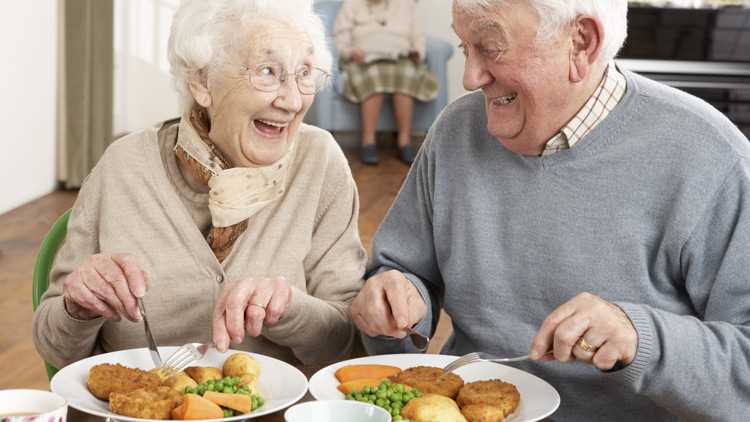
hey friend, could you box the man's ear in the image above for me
[188,70,212,108]
[568,15,603,83]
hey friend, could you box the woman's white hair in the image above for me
[167,0,332,112]
[453,0,628,63]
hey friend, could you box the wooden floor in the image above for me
[0,145,451,390]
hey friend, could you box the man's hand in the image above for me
[349,270,427,338]
[212,276,292,352]
[529,292,638,370]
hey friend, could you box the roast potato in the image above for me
[223,353,260,380]
[184,366,222,384]
[164,372,199,393]
[401,393,468,422]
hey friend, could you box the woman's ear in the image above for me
[568,15,603,83]
[188,70,212,108]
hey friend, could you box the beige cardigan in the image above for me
[334,0,426,61]
[32,119,367,369]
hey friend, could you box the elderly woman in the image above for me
[33,0,366,370]
[334,0,439,165]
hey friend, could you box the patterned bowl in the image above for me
[0,389,67,422]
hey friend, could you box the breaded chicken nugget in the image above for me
[460,404,509,422]
[391,366,464,399]
[457,379,520,420]
[86,363,162,401]
[109,386,183,420]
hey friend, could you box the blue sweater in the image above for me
[364,70,750,421]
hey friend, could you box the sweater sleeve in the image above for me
[32,169,106,369]
[261,151,367,366]
[333,0,356,61]
[360,136,445,355]
[408,1,426,60]
[610,158,750,421]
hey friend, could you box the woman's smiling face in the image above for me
[198,20,316,167]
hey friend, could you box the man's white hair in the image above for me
[168,0,332,112]
[453,0,628,63]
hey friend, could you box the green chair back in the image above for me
[32,209,71,380]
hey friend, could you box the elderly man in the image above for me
[350,0,750,420]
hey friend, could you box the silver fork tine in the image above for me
[443,352,481,373]
[160,343,203,378]
[445,353,474,372]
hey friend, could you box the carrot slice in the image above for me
[334,364,401,383]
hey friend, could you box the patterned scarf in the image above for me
[174,106,296,262]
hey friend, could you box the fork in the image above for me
[405,327,430,351]
[443,351,553,373]
[159,342,211,378]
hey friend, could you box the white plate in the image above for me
[50,346,307,421]
[309,354,560,422]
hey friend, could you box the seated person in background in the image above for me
[350,0,750,420]
[33,0,366,370]
[334,0,439,165]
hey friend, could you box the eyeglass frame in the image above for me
[240,62,330,95]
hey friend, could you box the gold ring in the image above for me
[576,338,596,353]
[249,303,266,309]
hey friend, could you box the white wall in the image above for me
[113,0,467,136]
[0,2,58,215]
[113,0,180,135]
[416,0,466,103]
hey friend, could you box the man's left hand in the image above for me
[529,292,637,371]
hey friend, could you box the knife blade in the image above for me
[137,297,163,368]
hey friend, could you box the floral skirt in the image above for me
[341,57,439,103]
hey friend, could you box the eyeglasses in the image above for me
[243,63,330,95]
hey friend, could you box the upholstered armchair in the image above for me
[306,0,454,134]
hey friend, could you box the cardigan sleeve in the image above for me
[333,0,357,60]
[32,164,106,369]
[261,145,366,365]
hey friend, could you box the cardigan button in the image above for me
[216,275,224,283]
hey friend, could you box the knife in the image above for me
[137,297,163,368]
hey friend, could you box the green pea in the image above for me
[393,384,404,393]
[376,390,387,399]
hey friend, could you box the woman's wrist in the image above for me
[63,296,99,320]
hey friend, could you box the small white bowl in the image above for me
[0,389,68,422]
[284,400,392,422]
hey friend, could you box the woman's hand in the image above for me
[62,253,148,322]
[408,51,421,64]
[351,49,366,64]
[528,292,638,371]
[349,270,427,338]
[212,276,292,352]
